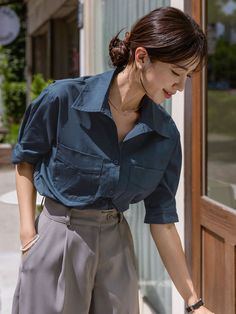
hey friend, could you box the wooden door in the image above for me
[186,1,236,313]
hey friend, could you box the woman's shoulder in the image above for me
[46,70,114,101]
[47,75,91,97]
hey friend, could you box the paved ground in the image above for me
[0,165,21,314]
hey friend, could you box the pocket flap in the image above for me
[129,165,164,189]
[56,143,103,173]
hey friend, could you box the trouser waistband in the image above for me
[42,197,124,226]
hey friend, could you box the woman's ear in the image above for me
[135,47,149,70]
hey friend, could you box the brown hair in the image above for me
[109,6,207,70]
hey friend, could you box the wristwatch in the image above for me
[186,298,204,312]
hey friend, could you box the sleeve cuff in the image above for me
[11,143,40,165]
[144,209,179,224]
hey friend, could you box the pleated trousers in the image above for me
[12,197,139,314]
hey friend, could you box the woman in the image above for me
[12,6,214,314]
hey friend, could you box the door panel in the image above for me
[202,227,225,314]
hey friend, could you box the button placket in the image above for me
[107,162,118,197]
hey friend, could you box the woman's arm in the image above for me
[16,162,37,247]
[150,223,214,313]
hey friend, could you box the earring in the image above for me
[138,61,143,70]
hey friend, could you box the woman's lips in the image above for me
[163,89,174,99]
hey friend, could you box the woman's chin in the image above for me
[150,96,164,105]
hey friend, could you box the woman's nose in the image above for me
[173,77,186,92]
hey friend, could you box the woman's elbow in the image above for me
[150,223,175,234]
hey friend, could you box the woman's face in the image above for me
[139,58,198,104]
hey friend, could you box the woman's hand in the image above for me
[16,162,37,256]
[193,306,215,313]
[150,224,216,314]
[22,249,29,257]
[20,229,37,247]
[20,228,37,257]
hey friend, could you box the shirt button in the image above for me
[113,160,119,165]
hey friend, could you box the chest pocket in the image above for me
[128,164,164,193]
[53,143,103,200]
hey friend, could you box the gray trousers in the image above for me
[12,197,139,314]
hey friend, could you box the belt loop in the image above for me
[40,196,45,211]
[65,208,72,227]
[118,212,124,223]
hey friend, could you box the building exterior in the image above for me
[24,0,236,313]
[24,0,79,103]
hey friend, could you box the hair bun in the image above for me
[109,32,130,67]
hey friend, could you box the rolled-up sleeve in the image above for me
[12,86,59,165]
[144,134,182,224]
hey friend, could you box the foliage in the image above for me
[1,74,53,144]
[0,49,9,79]
[2,81,26,125]
[208,90,236,136]
[0,3,26,145]
[208,39,236,88]
[31,74,53,101]
[1,3,26,81]
[4,123,20,145]
[208,1,236,88]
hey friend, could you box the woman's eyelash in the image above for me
[171,70,180,76]
[172,70,192,79]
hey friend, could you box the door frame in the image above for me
[185,1,236,312]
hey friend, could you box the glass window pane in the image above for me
[207,0,236,209]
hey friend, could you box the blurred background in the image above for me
[0,1,235,314]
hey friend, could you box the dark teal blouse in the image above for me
[12,67,182,224]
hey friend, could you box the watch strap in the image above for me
[186,298,204,312]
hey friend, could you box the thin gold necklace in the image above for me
[108,98,141,115]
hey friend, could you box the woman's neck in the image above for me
[109,65,145,112]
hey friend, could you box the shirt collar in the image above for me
[72,68,118,112]
[72,68,172,138]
